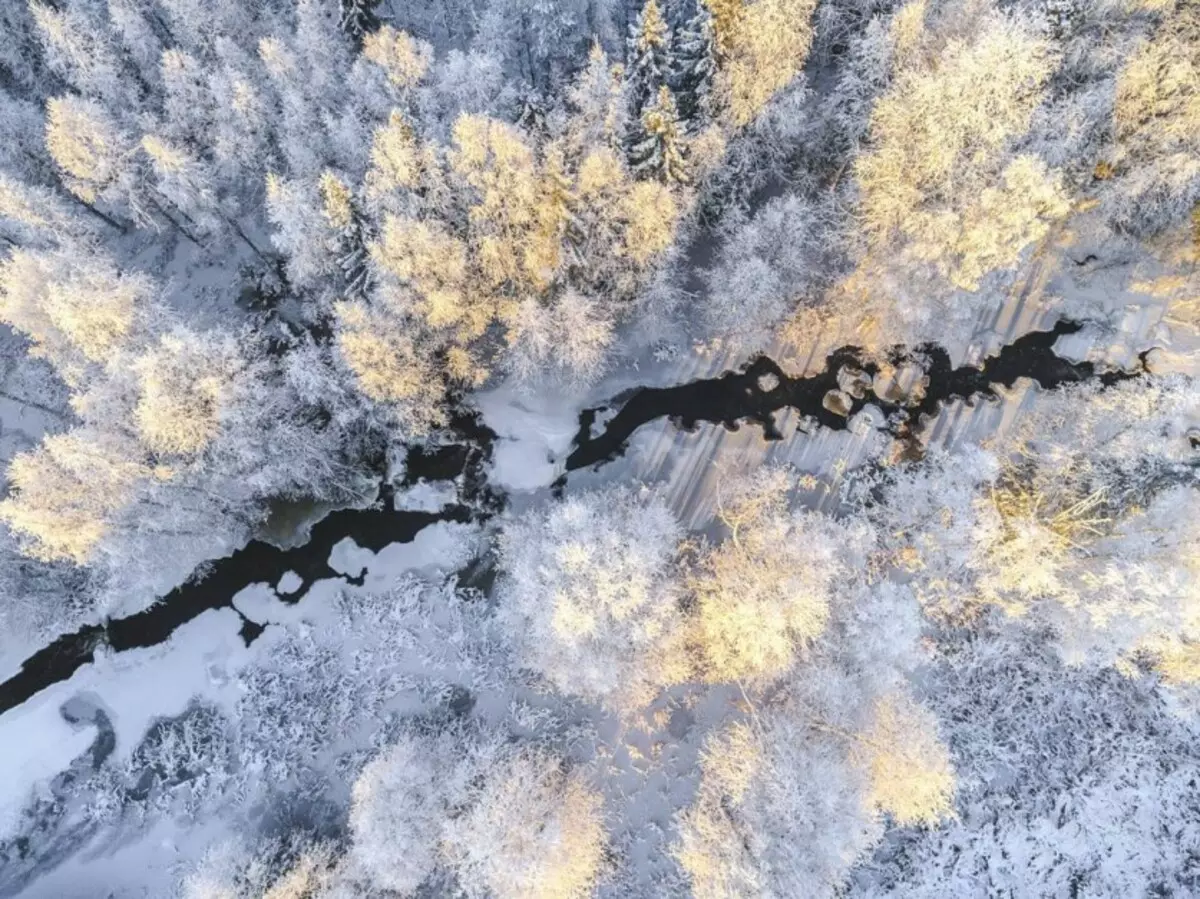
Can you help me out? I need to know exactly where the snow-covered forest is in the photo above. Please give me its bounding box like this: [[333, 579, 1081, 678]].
[[0, 0, 1197, 896]]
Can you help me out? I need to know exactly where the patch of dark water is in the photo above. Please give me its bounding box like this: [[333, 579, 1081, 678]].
[[565, 320, 1147, 472], [0, 411, 498, 716]]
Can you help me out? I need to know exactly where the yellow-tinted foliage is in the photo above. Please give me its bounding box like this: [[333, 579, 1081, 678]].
[[690, 472, 832, 683], [707, 0, 746, 59], [1148, 637, 1200, 684], [922, 155, 1070, 290], [451, 114, 546, 289], [526, 144, 573, 286], [856, 11, 1064, 289], [361, 25, 432, 88], [260, 848, 335, 899], [576, 148, 626, 198], [333, 300, 444, 429], [861, 693, 955, 826], [638, 86, 690, 184], [0, 432, 144, 563], [1113, 3, 1200, 172], [620, 181, 679, 265], [367, 110, 423, 194], [976, 474, 1108, 613], [370, 216, 486, 334], [674, 723, 763, 899], [45, 269, 147, 364], [444, 344, 489, 386], [133, 332, 239, 456], [318, 170, 354, 230], [719, 0, 818, 127], [634, 0, 668, 54], [140, 134, 191, 175], [0, 251, 151, 381], [45, 97, 127, 203], [890, 0, 928, 62]]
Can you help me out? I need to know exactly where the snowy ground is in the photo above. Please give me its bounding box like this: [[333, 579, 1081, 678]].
[[0, 520, 478, 898]]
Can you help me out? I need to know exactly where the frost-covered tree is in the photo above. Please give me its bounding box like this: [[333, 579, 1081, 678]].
[[497, 484, 689, 709], [689, 467, 874, 684], [626, 0, 672, 120], [671, 0, 718, 128], [700, 192, 833, 340], [177, 836, 337, 899], [0, 430, 145, 564], [0, 247, 158, 385], [854, 2, 1070, 291], [717, 0, 818, 127], [1106, 0, 1200, 235], [854, 630, 1200, 897], [629, 85, 690, 184], [332, 298, 446, 432], [874, 375, 1200, 676], [677, 675, 952, 898], [443, 746, 608, 899], [339, 0, 382, 44], [502, 289, 616, 388], [131, 329, 245, 457], [346, 730, 469, 894]]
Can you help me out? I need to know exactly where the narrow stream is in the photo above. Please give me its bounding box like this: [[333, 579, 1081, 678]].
[[566, 320, 1143, 470], [0, 320, 1147, 716], [0, 411, 499, 715]]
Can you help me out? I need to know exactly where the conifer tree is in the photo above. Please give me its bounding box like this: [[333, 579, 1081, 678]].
[[319, 170, 374, 299], [629, 85, 690, 184], [339, 0, 382, 45], [671, 0, 717, 128], [625, 0, 671, 120]]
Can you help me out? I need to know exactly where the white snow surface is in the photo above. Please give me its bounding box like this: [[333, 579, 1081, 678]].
[[0, 700, 97, 840], [393, 479, 459, 512], [0, 520, 483, 896]]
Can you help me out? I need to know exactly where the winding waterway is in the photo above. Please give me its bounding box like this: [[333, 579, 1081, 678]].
[[0, 320, 1147, 715]]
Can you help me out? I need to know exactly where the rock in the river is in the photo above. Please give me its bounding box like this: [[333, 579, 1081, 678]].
[[872, 362, 928, 405], [823, 389, 853, 417], [837, 366, 872, 399]]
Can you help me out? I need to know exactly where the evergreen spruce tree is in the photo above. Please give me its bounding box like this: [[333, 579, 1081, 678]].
[[339, 0, 382, 45], [626, 0, 671, 118], [629, 85, 690, 184], [671, 0, 717, 129], [319, 172, 374, 299]]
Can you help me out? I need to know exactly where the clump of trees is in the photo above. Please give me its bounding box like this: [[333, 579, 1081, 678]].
[[1107, 0, 1200, 235], [0, 0, 833, 620], [675, 576, 954, 899], [875, 375, 1200, 679], [179, 727, 606, 899], [496, 485, 690, 710], [854, 1, 1070, 292], [687, 467, 873, 684]]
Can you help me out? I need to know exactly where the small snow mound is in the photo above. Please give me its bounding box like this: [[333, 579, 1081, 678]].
[[394, 480, 458, 513], [329, 537, 373, 579], [757, 372, 781, 392]]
